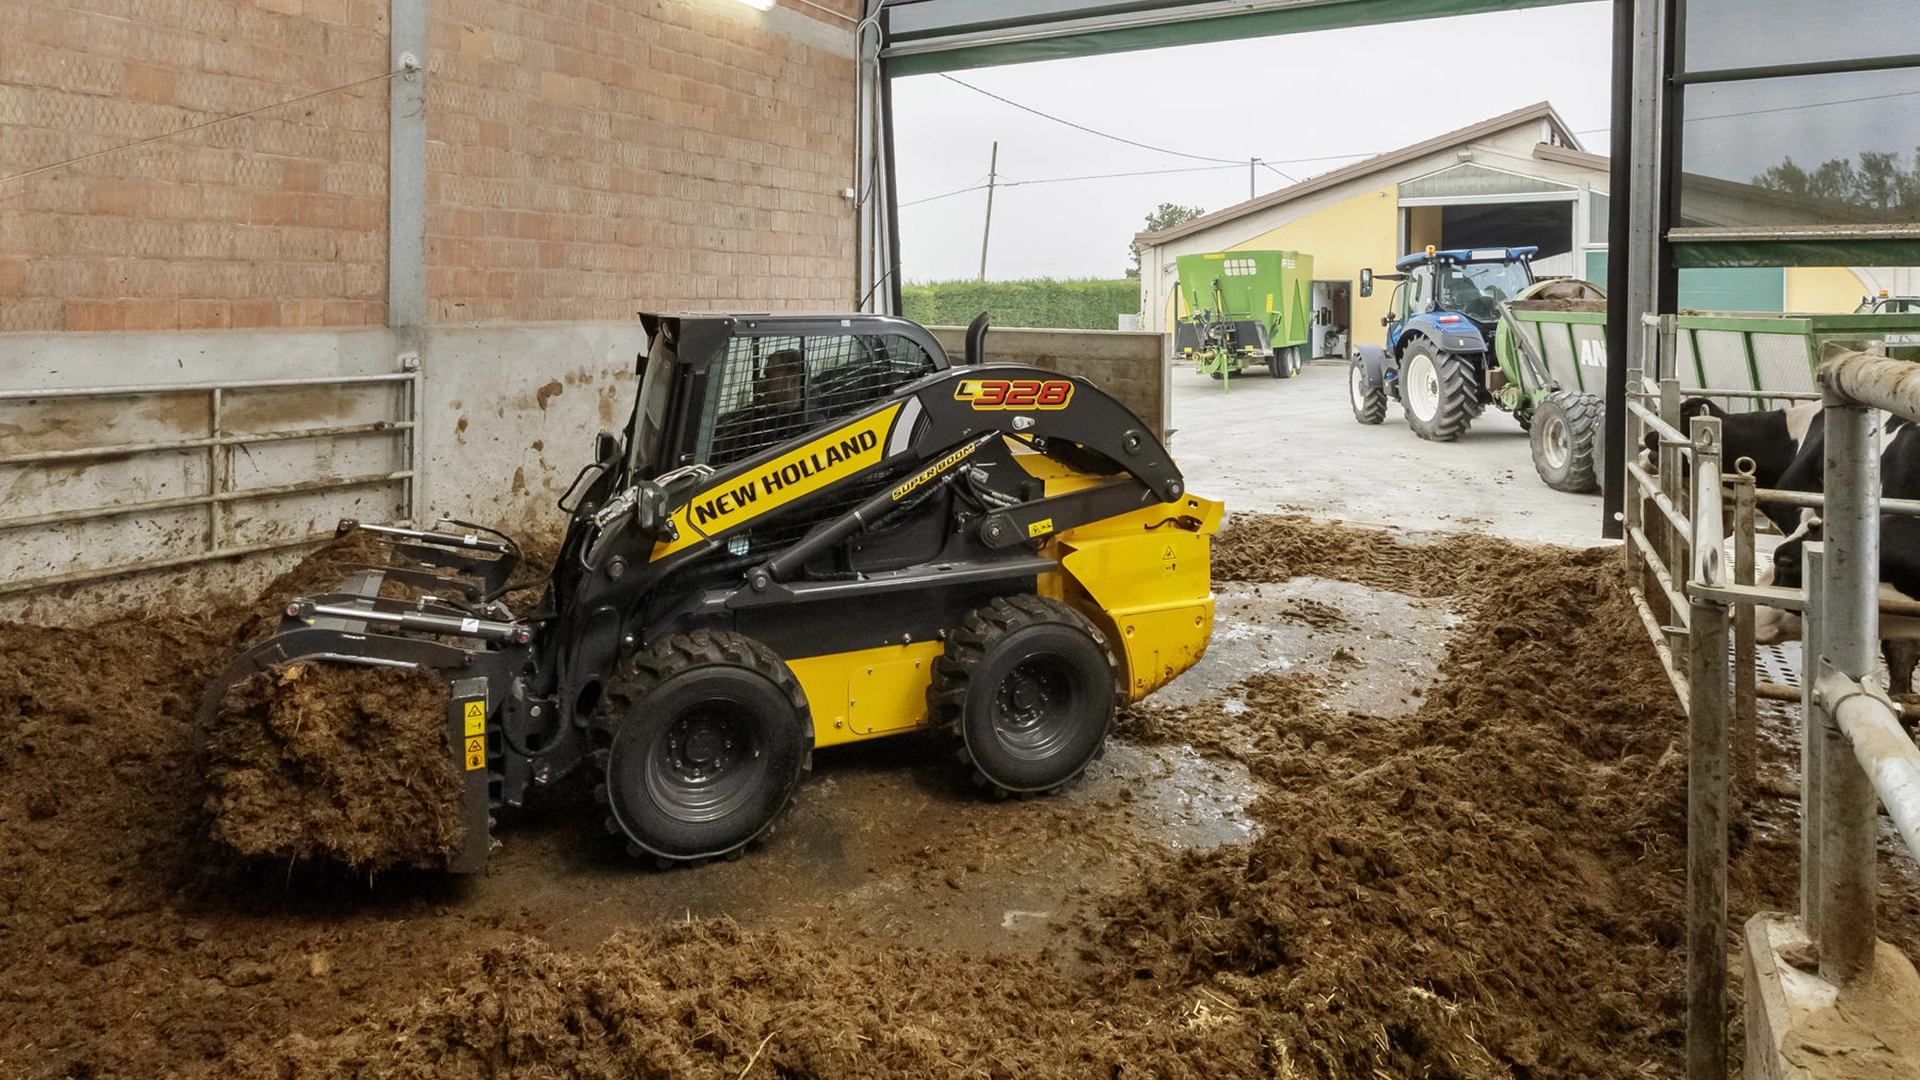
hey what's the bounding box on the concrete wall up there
[927,325,1170,442]
[0,0,861,625]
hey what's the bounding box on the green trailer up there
[1496,304,1920,491]
[1174,249,1313,386]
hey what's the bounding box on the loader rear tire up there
[596,630,811,863]
[928,595,1116,797]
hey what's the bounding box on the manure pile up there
[1,515,1905,1079]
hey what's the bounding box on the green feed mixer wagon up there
[1174,249,1313,386]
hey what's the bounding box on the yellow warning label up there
[1027,517,1053,538]
[464,735,486,771]
[463,700,485,736]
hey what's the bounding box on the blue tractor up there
[1348,246,1539,442]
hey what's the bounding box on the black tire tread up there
[926,595,1113,798]
[1349,355,1386,425]
[593,629,812,864]
[1404,343,1478,442]
[1531,390,1603,494]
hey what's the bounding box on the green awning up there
[883,0,1586,76]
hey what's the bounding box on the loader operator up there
[710,347,809,466]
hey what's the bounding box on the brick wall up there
[424,0,859,322]
[0,0,859,334]
[0,0,391,333]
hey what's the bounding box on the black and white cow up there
[1753,414,1920,693]
[1640,397,1821,498]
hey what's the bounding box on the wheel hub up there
[1543,414,1570,470]
[666,713,738,780]
[993,658,1071,756]
[1407,354,1441,422]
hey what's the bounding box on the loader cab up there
[624,313,952,482]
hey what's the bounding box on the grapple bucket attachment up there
[199,519,537,873]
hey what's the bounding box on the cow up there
[1757,511,1920,695]
[1640,397,1821,497]
[1752,414,1920,693]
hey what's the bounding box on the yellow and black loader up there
[202,313,1222,868]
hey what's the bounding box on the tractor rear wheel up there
[1348,354,1386,425]
[1531,391,1603,493]
[596,630,811,863]
[1401,343,1477,442]
[1269,346,1299,379]
[928,595,1116,797]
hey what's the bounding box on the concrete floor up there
[1167,357,1611,548]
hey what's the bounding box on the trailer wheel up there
[1269,346,1299,379]
[928,595,1116,797]
[1401,342,1477,442]
[596,630,811,862]
[1348,354,1386,424]
[1530,391,1602,493]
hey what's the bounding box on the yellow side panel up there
[1227,182,1400,348]
[1057,494,1223,702]
[1785,266,1869,314]
[785,640,945,747]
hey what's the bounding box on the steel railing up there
[0,364,420,596]
[1630,329,1920,1076]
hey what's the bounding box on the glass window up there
[1404,266,1432,316]
[1678,67,1920,229]
[1683,0,1920,74]
[1589,192,1610,238]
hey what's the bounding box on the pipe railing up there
[0,365,420,596]
[1643,340,1920,1068]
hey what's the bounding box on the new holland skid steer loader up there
[201,312,1222,870]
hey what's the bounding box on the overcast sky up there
[891,2,1615,283]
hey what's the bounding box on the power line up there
[1688,86,1920,123]
[939,73,1246,165]
[900,162,1243,208]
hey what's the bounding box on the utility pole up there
[1250,158,1257,200]
[979,141,998,281]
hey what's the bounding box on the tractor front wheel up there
[1530,391,1603,493]
[1401,344,1477,442]
[1349,354,1386,424]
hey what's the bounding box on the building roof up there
[1134,101,1584,246]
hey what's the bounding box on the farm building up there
[1134,101,1913,358]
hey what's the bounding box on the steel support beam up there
[389,0,427,344]
[1816,400,1882,985]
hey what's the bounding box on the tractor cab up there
[1362,246,1538,348]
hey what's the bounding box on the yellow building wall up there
[1406,206,1442,254]
[1224,184,1402,347]
[1785,267,1869,313]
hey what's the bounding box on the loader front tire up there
[929,595,1116,797]
[597,630,811,863]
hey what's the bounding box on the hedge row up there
[900,278,1140,330]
